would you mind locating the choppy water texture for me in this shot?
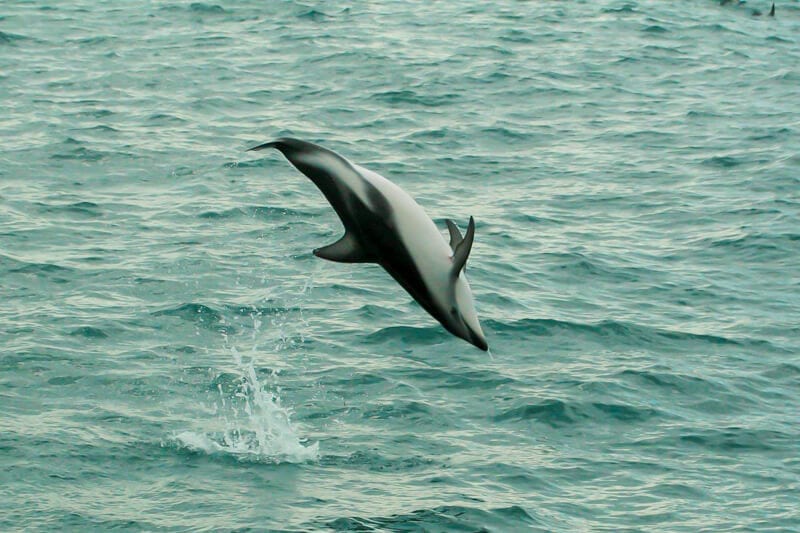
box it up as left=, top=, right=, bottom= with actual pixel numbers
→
left=2, top=0, right=799, bottom=530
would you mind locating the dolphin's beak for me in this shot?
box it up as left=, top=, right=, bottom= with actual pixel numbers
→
left=469, top=330, right=489, bottom=351
left=455, top=320, right=488, bottom=351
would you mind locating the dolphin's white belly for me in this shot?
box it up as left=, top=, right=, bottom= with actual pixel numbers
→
left=353, top=164, right=453, bottom=305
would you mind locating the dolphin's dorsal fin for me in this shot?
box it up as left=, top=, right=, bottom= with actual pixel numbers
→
left=451, top=216, right=475, bottom=277
left=445, top=219, right=463, bottom=252
left=313, top=232, right=374, bottom=263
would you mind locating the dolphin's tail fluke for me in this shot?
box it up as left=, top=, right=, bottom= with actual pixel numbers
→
left=247, top=141, right=280, bottom=152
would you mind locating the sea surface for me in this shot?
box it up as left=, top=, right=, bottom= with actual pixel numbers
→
left=2, top=1, right=799, bottom=531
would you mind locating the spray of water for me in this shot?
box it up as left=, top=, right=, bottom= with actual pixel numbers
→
left=174, top=279, right=319, bottom=463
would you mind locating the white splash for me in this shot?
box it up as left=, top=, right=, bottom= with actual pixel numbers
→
left=174, top=360, right=318, bottom=463
left=174, top=285, right=319, bottom=464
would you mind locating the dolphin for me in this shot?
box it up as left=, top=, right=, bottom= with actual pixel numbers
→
left=247, top=138, right=488, bottom=351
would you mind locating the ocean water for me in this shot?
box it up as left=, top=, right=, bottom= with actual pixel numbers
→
left=1, top=0, right=799, bottom=530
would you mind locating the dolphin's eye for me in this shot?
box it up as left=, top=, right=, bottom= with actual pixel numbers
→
left=450, top=307, right=457, bottom=315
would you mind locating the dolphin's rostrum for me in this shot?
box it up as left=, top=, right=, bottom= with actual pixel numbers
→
left=248, top=138, right=488, bottom=351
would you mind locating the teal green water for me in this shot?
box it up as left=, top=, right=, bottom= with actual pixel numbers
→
left=2, top=1, right=799, bottom=530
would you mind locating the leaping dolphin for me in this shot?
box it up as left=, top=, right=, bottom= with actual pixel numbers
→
left=248, top=138, right=488, bottom=351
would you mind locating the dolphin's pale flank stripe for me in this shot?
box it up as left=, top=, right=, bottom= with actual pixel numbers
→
left=248, top=137, right=488, bottom=351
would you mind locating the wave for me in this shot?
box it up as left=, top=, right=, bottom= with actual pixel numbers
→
left=364, top=324, right=450, bottom=349
left=68, top=326, right=109, bottom=339
left=35, top=201, right=103, bottom=218
left=317, top=504, right=542, bottom=532
left=541, top=251, right=655, bottom=282
left=631, top=426, right=792, bottom=453
left=397, top=366, right=516, bottom=390
left=320, top=450, right=437, bottom=473
left=197, top=205, right=310, bottom=220
left=494, top=398, right=660, bottom=427
left=0, top=31, right=29, bottom=45
left=488, top=317, right=785, bottom=353
left=371, top=89, right=462, bottom=108
left=50, top=147, right=109, bottom=162
left=152, top=303, right=236, bottom=335
left=6, top=259, right=75, bottom=279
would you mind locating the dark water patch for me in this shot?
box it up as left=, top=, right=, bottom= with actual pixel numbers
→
left=510, top=212, right=565, bottom=226
left=592, top=401, right=658, bottom=422
left=481, top=125, right=536, bottom=143
left=760, top=363, right=800, bottom=386
left=322, top=504, right=542, bottom=532
left=494, top=398, right=585, bottom=427
left=152, top=303, right=236, bottom=335
left=147, top=113, right=187, bottom=125
left=495, top=397, right=659, bottom=427
left=747, top=127, right=793, bottom=141
left=399, top=367, right=515, bottom=390
left=697, top=231, right=799, bottom=260
left=189, top=3, right=226, bottom=14
left=629, top=427, right=793, bottom=453
left=686, top=109, right=722, bottom=118
left=0, top=31, right=29, bottom=44
left=601, top=4, right=638, bottom=14
left=297, top=8, right=329, bottom=22
left=694, top=21, right=750, bottom=35
left=321, top=450, right=437, bottom=473
left=353, top=303, right=396, bottom=321
left=78, top=124, right=119, bottom=134
left=193, top=35, right=233, bottom=46
left=499, top=28, right=535, bottom=43
left=37, top=201, right=103, bottom=218
left=618, top=368, right=728, bottom=396
left=679, top=427, right=791, bottom=452
left=371, top=90, right=461, bottom=108
left=50, top=146, right=108, bottom=162
left=766, top=35, right=793, bottom=44
left=406, top=127, right=451, bottom=141
left=488, top=317, right=784, bottom=354
left=362, top=400, right=435, bottom=421
left=364, top=325, right=450, bottom=350
left=702, top=155, right=746, bottom=168
left=9, top=261, right=74, bottom=277
left=47, top=375, right=82, bottom=386
left=323, top=371, right=390, bottom=390
left=72, top=36, right=114, bottom=46
left=543, top=251, right=653, bottom=283
left=642, top=24, right=669, bottom=33
left=71, top=108, right=114, bottom=119
left=68, top=326, right=109, bottom=339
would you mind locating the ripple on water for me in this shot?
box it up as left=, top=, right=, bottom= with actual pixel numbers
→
left=320, top=505, right=544, bottom=532
left=152, top=303, right=236, bottom=335
left=2, top=1, right=799, bottom=531
left=494, top=397, right=661, bottom=427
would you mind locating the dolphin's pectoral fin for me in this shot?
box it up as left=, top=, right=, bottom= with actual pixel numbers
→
left=445, top=219, right=464, bottom=252
left=451, top=216, right=475, bottom=276
left=313, top=233, right=374, bottom=263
